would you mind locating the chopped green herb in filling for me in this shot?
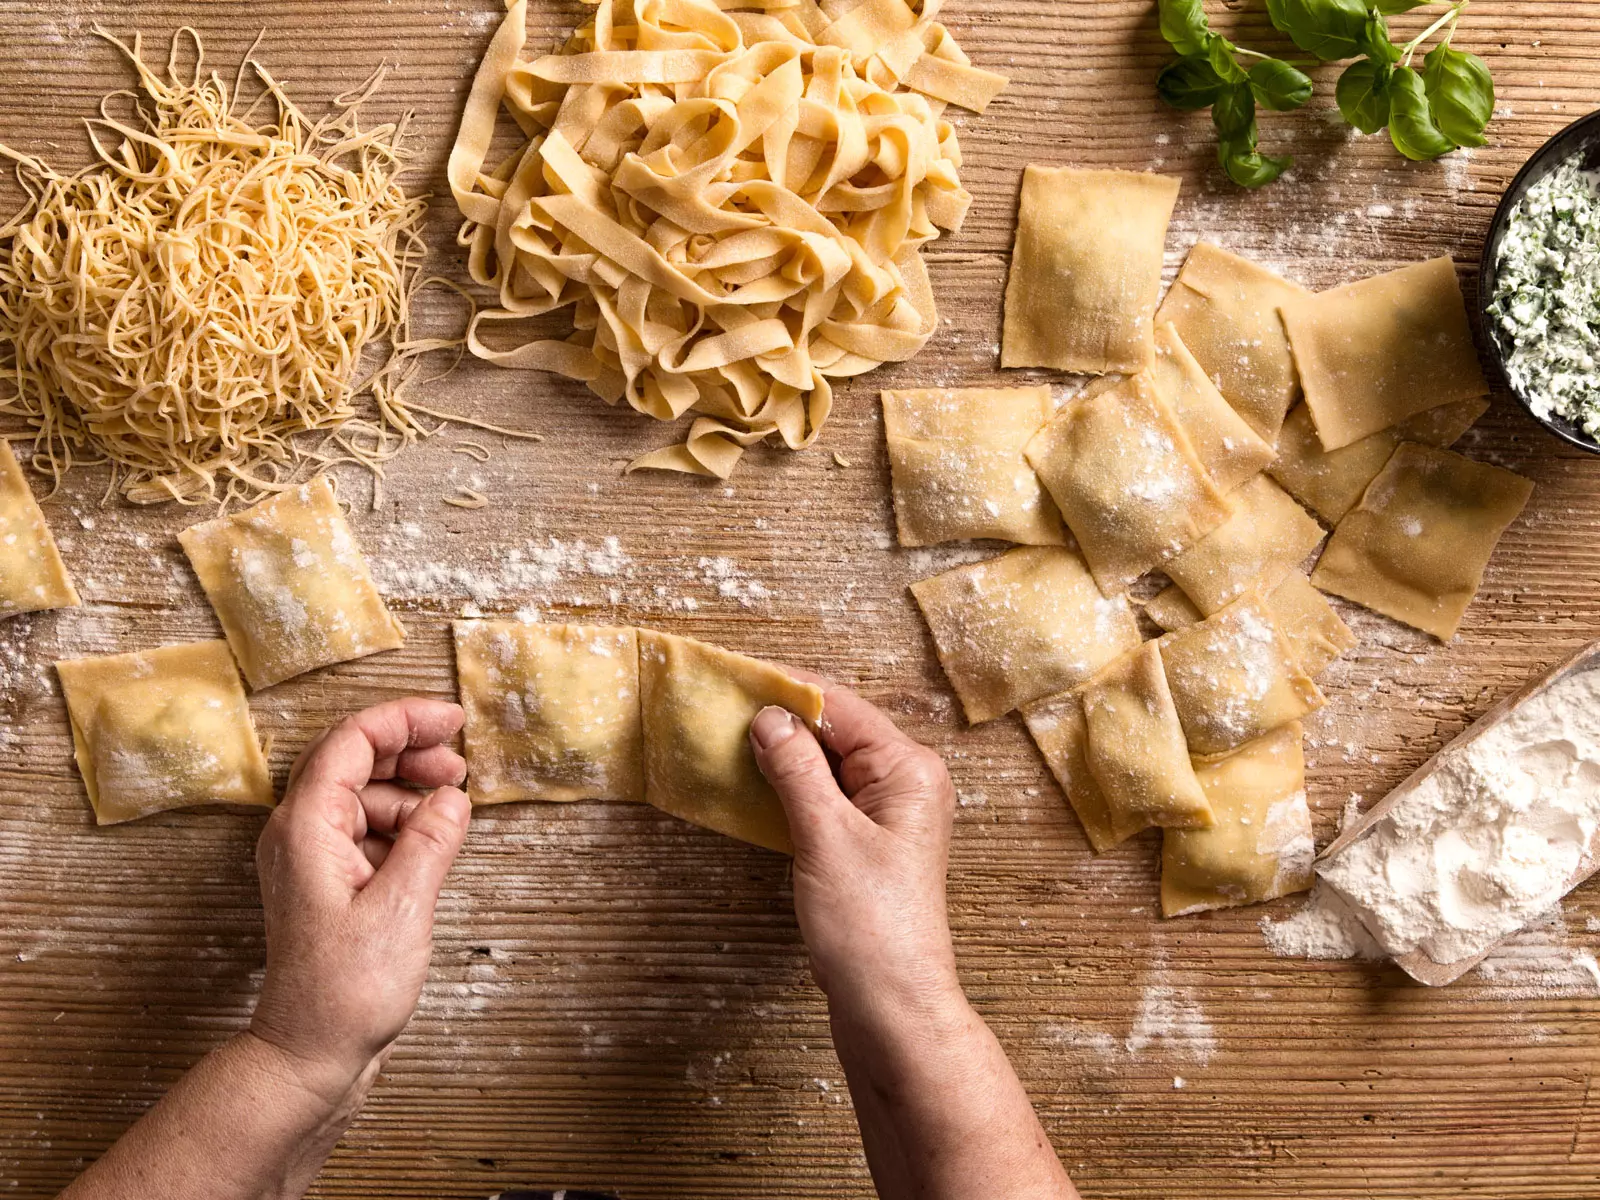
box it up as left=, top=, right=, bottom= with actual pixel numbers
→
left=1489, top=159, right=1600, bottom=435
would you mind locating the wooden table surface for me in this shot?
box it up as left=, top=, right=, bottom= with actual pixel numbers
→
left=3, top=2, right=1600, bottom=1197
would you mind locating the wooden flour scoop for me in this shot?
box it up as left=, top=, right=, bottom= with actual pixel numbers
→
left=1315, top=639, right=1600, bottom=986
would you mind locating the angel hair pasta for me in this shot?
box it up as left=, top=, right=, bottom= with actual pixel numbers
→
left=448, top=0, right=1006, bottom=478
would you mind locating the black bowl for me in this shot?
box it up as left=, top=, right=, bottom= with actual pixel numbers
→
left=1478, top=108, right=1600, bottom=456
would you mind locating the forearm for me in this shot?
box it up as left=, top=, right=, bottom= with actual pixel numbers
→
left=59, top=1032, right=373, bottom=1200
left=829, top=982, right=1078, bottom=1200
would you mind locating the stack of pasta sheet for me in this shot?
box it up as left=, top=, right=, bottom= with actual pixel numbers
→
left=891, top=165, right=1534, bottom=917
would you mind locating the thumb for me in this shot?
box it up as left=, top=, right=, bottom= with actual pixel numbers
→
left=366, top=785, right=471, bottom=913
left=750, top=707, right=849, bottom=854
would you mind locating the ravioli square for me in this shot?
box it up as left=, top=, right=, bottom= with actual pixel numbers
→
left=1021, top=691, right=1141, bottom=853
left=178, top=475, right=405, bottom=689
left=454, top=622, right=643, bottom=805
left=637, top=630, right=824, bottom=854
left=1025, top=374, right=1234, bottom=595
left=1146, top=574, right=1353, bottom=679
left=881, top=386, right=1065, bottom=547
left=911, top=545, right=1142, bottom=724
left=1267, top=398, right=1489, bottom=525
left=1153, top=242, right=1310, bottom=441
left=1145, top=322, right=1275, bottom=495
left=56, top=640, right=273, bottom=825
left=1311, top=443, right=1533, bottom=641
left=1161, top=723, right=1314, bottom=917
left=1280, top=257, right=1489, bottom=451
left=1001, top=166, right=1180, bottom=374
left=1079, top=641, right=1213, bottom=833
left=0, top=440, right=80, bottom=618
left=1159, top=594, right=1324, bottom=756
left=1162, top=475, right=1326, bottom=616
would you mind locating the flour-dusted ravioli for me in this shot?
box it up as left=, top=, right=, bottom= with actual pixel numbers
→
left=1147, top=574, right=1353, bottom=678
left=1267, top=398, right=1489, bottom=524
left=1162, top=475, right=1326, bottom=616
left=0, top=441, right=80, bottom=618
left=56, top=640, right=273, bottom=825
left=1080, top=641, right=1212, bottom=833
left=1021, top=691, right=1141, bottom=853
left=1025, top=374, right=1233, bottom=595
left=1153, top=242, right=1309, bottom=441
left=1311, top=443, right=1533, bottom=641
left=911, top=545, right=1142, bottom=724
left=637, top=630, right=823, bottom=854
left=881, top=386, right=1065, bottom=547
left=1280, top=257, right=1489, bottom=451
left=1001, top=166, right=1180, bottom=374
left=454, top=622, right=643, bottom=805
left=1146, top=323, right=1275, bottom=494
left=1159, top=594, right=1324, bottom=756
left=1161, top=723, right=1314, bottom=917
left=179, top=475, right=405, bottom=689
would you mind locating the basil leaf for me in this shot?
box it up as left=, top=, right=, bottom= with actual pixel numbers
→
left=1372, top=0, right=1430, bottom=12
left=1266, top=0, right=1368, bottom=61
left=1424, top=42, right=1494, bottom=148
left=1359, top=12, right=1401, bottom=64
left=1208, top=37, right=1250, bottom=85
left=1159, top=0, right=1213, bottom=57
left=1158, top=56, right=1229, bottom=110
left=1336, top=59, right=1392, bottom=133
left=1219, top=136, right=1293, bottom=188
left=1387, top=65, right=1457, bottom=160
left=1248, top=58, right=1314, bottom=111
left=1212, top=84, right=1257, bottom=139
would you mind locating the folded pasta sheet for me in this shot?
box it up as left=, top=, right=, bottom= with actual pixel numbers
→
left=56, top=641, right=274, bottom=825
left=448, top=0, right=1005, bottom=478
left=0, top=440, right=79, bottom=618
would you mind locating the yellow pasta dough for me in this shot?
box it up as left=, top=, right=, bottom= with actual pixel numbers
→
left=1146, top=574, right=1353, bottom=678
left=454, top=622, right=643, bottom=805
left=1160, top=723, right=1314, bottom=917
left=0, top=440, right=79, bottom=618
left=1025, top=374, right=1233, bottom=595
left=56, top=640, right=273, bottom=825
left=881, top=386, right=1065, bottom=546
left=911, top=545, right=1142, bottom=724
left=1161, top=475, right=1326, bottom=616
left=1280, top=257, right=1489, bottom=451
left=1310, top=443, right=1533, bottom=641
left=448, top=0, right=1005, bottom=478
left=1159, top=593, right=1324, bottom=756
left=1080, top=641, right=1213, bottom=833
left=1001, top=166, right=1180, bottom=374
left=1153, top=242, right=1309, bottom=441
left=637, top=629, right=823, bottom=854
left=1267, top=397, right=1489, bottom=525
left=1020, top=691, right=1142, bottom=853
left=1145, top=322, right=1275, bottom=494
left=179, top=476, right=405, bottom=690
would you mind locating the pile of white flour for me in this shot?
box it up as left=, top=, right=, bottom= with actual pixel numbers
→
left=1315, top=666, right=1600, bottom=966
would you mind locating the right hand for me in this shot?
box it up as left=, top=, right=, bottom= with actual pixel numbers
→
left=749, top=681, right=963, bottom=1028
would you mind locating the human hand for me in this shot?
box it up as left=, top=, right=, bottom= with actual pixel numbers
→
left=749, top=681, right=963, bottom=1030
left=249, top=697, right=471, bottom=1100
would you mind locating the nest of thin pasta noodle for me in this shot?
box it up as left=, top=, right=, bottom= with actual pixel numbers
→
left=0, top=28, right=457, bottom=506
left=449, top=0, right=1006, bottom=478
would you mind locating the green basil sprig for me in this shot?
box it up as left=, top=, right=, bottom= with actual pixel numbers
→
left=1156, top=0, right=1494, bottom=187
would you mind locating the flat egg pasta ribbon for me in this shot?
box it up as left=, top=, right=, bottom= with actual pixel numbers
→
left=448, top=0, right=1005, bottom=477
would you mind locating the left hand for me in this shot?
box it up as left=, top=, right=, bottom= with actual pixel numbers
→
left=248, top=697, right=472, bottom=1099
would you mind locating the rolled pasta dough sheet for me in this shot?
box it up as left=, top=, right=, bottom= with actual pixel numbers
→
left=1279, top=257, right=1488, bottom=451
left=0, top=440, right=80, bottom=618
left=1153, top=242, right=1309, bottom=441
left=911, top=545, right=1142, bottom=724
left=638, top=630, right=823, bottom=854
left=1001, top=166, right=1180, bottom=374
left=881, top=386, right=1065, bottom=547
left=1310, top=443, right=1533, bottom=641
left=179, top=475, right=404, bottom=689
left=454, top=622, right=644, bottom=804
left=1160, top=723, right=1314, bottom=916
left=56, top=640, right=273, bottom=825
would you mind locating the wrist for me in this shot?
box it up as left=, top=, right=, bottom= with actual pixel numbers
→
left=825, top=956, right=970, bottom=1051
left=238, top=1026, right=381, bottom=1118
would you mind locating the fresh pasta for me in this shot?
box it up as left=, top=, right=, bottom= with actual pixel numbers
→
left=448, top=0, right=1005, bottom=478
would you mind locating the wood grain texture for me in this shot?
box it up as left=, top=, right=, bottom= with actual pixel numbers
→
left=2, top=2, right=1600, bottom=1197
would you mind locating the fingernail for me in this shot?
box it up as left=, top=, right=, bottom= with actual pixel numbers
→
left=751, top=706, right=797, bottom=750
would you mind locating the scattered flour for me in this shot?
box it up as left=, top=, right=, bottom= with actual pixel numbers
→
left=1124, top=984, right=1217, bottom=1064
left=1260, top=882, right=1386, bottom=961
